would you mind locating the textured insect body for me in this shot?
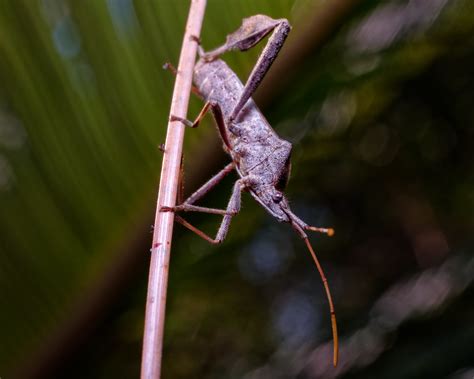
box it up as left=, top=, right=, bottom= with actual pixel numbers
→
left=163, top=15, right=338, bottom=366
left=194, top=58, right=293, bottom=222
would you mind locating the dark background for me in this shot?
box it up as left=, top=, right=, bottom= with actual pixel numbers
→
left=0, top=1, right=473, bottom=378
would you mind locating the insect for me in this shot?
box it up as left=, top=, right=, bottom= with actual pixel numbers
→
left=162, top=15, right=338, bottom=366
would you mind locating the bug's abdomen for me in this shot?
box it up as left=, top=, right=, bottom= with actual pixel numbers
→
left=195, top=59, right=251, bottom=118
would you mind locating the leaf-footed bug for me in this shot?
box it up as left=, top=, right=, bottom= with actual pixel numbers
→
left=162, top=15, right=338, bottom=366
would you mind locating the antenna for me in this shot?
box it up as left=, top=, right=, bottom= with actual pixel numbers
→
left=291, top=220, right=339, bottom=367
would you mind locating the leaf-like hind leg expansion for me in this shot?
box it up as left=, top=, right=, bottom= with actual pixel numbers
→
left=199, top=15, right=291, bottom=123
left=202, top=15, right=287, bottom=60
left=200, top=15, right=291, bottom=122
left=229, top=17, right=290, bottom=122
left=199, top=16, right=291, bottom=122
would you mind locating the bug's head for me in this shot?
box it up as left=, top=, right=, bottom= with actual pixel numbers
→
left=253, top=185, right=292, bottom=223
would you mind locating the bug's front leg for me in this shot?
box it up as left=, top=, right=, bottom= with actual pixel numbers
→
left=170, top=100, right=232, bottom=150
left=163, top=177, right=248, bottom=244
left=161, top=163, right=235, bottom=217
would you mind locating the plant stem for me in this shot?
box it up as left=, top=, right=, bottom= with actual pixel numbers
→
left=140, top=1, right=207, bottom=378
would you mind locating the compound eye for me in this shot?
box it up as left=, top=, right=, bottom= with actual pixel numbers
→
left=272, top=192, right=283, bottom=203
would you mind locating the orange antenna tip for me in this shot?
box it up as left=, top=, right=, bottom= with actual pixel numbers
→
left=306, top=226, right=335, bottom=236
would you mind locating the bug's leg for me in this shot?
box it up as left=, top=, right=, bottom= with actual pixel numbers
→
left=166, top=178, right=245, bottom=244
left=199, top=15, right=291, bottom=122
left=189, top=35, right=205, bottom=58
left=167, top=204, right=236, bottom=216
left=213, top=178, right=245, bottom=242
left=161, top=162, right=234, bottom=214
left=173, top=215, right=218, bottom=244
left=185, top=162, right=234, bottom=205
left=209, top=101, right=233, bottom=149
left=229, top=17, right=291, bottom=121
left=194, top=15, right=291, bottom=121
left=202, top=15, right=289, bottom=60
left=162, top=62, right=178, bottom=75
left=171, top=101, right=232, bottom=150
left=170, top=100, right=211, bottom=128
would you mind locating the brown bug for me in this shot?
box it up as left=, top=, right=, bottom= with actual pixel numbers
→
left=162, top=15, right=338, bottom=366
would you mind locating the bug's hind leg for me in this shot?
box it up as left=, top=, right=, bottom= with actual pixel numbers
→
left=201, top=15, right=288, bottom=61
left=228, top=16, right=291, bottom=122
left=194, top=15, right=291, bottom=122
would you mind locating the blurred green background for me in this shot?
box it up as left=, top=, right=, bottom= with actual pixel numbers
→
left=1, top=0, right=474, bottom=378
